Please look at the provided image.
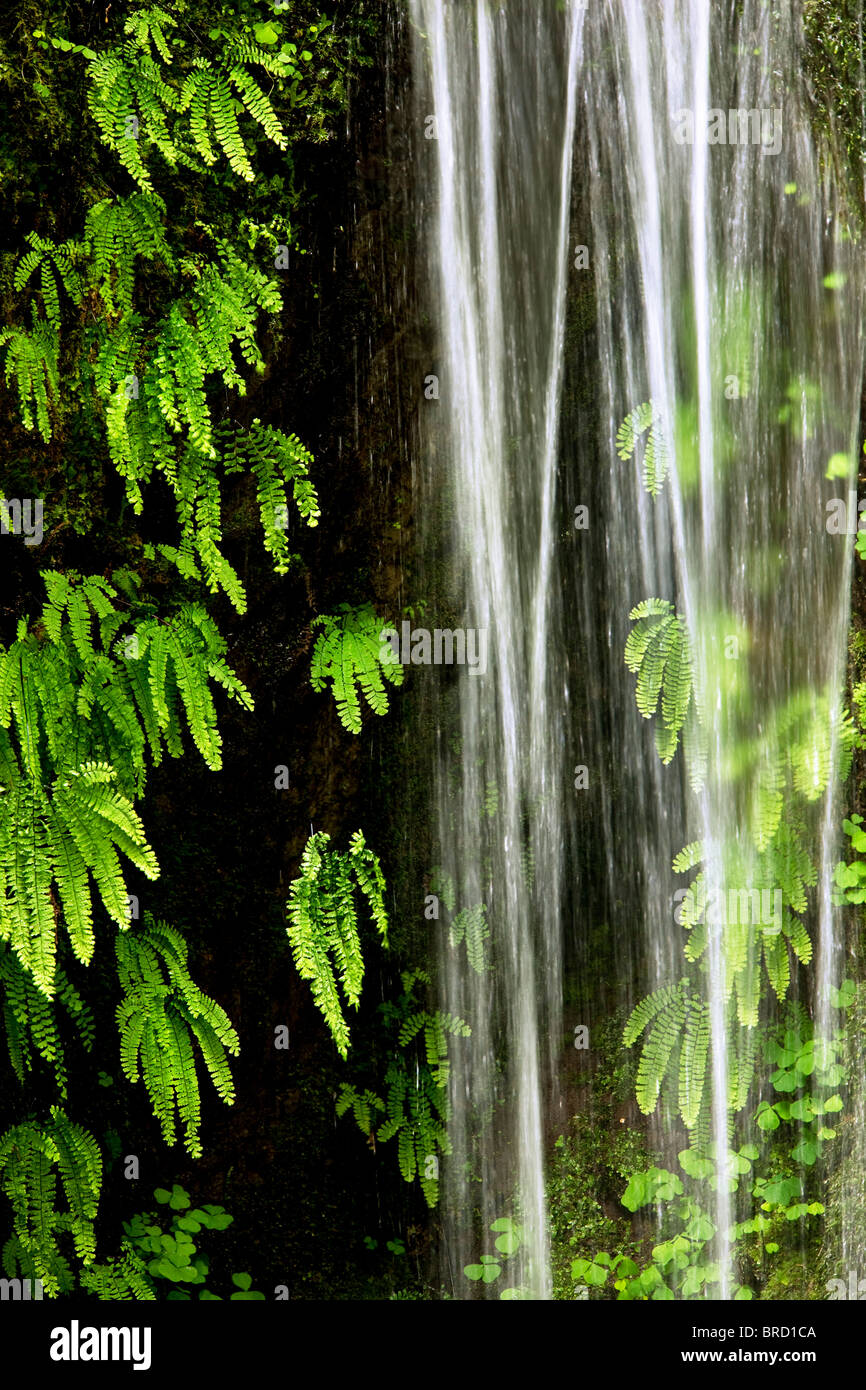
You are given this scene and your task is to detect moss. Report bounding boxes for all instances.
[803,0,866,227]
[547,1007,652,1300]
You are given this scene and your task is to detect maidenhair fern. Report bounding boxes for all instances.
[376,1056,455,1207]
[286,830,389,1058]
[0,760,158,997]
[37,569,254,779]
[12,232,84,328]
[625,682,853,1140]
[2,19,321,616]
[673,831,816,1027]
[0,311,60,442]
[623,977,757,1151]
[179,49,288,182]
[79,1241,156,1300]
[0,5,337,1299]
[625,599,705,782]
[310,604,404,734]
[0,570,252,996]
[337,971,471,1207]
[116,916,239,1160]
[616,400,669,496]
[219,420,320,572]
[449,903,490,974]
[429,867,456,913]
[84,6,292,190]
[0,944,93,1099]
[85,193,174,315]
[624,979,711,1128]
[0,1108,101,1296]
[732,691,857,852]
[11,220,321,611]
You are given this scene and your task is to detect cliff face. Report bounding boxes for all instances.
[131,6,434,1298]
[0,0,436,1300]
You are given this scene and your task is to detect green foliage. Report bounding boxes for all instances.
[0,944,93,1098]
[625,599,704,780]
[79,1240,156,1300]
[0,752,158,999]
[310,604,404,733]
[585,1173,756,1301]
[732,693,856,852]
[39,570,254,775]
[803,0,866,220]
[286,830,388,1059]
[757,1020,846,1169]
[220,420,320,571]
[448,903,490,974]
[13,231,85,326]
[429,866,456,913]
[83,6,294,189]
[96,242,318,610]
[672,832,817,1026]
[624,587,855,1151]
[621,1165,683,1212]
[547,1097,649,1301]
[128,1185,254,1299]
[572,1249,642,1293]
[83,1184,262,1300]
[0,0,378,1302]
[2,15,322,614]
[0,571,252,996]
[833,814,866,903]
[615,400,669,496]
[0,312,60,442]
[377,1018,470,1205]
[604,1002,849,1300]
[127,414,319,613]
[85,193,174,317]
[428,863,490,972]
[623,979,713,1129]
[337,971,471,1207]
[116,916,240,1160]
[104,240,279,457]
[464,1217,526,1299]
[623,972,762,1149]
[0,1108,101,1296]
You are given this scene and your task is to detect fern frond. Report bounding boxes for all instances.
[678,994,711,1129]
[0,1111,101,1294]
[79,1240,155,1299]
[626,598,702,777]
[286,830,390,1058]
[0,314,60,441]
[115,915,239,1159]
[616,400,670,495]
[311,605,404,733]
[448,903,490,973]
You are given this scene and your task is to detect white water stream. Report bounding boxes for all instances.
[410,0,865,1298]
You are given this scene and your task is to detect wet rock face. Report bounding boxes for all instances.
[103,6,424,1297]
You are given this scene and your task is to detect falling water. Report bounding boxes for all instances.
[409,0,584,1296]
[410,0,865,1298]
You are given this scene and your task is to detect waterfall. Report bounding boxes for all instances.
[409,0,584,1297]
[410,0,865,1299]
